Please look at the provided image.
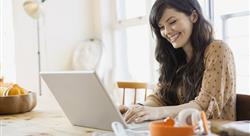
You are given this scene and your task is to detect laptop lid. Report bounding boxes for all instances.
[40,71,126,130]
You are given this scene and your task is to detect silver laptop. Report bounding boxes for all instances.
[40,71,149,131]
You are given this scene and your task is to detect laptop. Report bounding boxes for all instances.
[40,71,149,131]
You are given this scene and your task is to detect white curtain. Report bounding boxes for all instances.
[0,0,16,82]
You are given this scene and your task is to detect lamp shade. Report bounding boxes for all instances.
[23,0,41,19]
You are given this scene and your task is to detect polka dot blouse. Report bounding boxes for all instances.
[144,40,236,120]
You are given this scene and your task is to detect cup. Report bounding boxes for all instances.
[149,117,194,136]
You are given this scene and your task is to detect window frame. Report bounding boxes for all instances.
[211,0,250,94]
[112,0,156,83]
[221,11,250,94]
[221,11,250,40]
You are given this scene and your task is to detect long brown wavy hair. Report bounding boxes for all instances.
[149,0,214,105]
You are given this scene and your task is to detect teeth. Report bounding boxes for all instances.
[169,33,179,42]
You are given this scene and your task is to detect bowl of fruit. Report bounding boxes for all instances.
[0,83,37,115]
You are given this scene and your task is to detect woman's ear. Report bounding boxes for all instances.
[190,10,198,23]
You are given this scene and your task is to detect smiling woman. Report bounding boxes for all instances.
[120,0,236,124]
[158,8,197,59]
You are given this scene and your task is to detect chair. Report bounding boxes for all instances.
[117,82,153,105]
[236,94,250,121]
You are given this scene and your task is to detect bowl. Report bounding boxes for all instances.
[0,91,36,115]
[149,120,194,136]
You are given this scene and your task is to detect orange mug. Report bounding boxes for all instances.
[149,117,194,136]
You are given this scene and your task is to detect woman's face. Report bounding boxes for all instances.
[158,8,196,49]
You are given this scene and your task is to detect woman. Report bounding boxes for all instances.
[120,0,236,123]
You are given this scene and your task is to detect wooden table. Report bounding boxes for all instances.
[0,91,108,136]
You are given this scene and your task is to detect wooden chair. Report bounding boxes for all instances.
[117,82,152,105]
[236,94,250,121]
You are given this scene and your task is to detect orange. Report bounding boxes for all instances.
[7,87,21,96]
[19,88,26,95]
[10,84,27,95]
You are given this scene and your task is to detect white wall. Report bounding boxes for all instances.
[0,0,16,82]
[12,0,95,92]
[12,0,38,91]
[41,0,94,71]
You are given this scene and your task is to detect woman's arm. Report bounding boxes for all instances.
[124,101,202,123]
[160,101,202,118]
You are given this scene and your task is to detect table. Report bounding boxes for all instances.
[0,90,226,136]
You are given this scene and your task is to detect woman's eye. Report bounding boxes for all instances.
[159,26,164,30]
[169,20,176,25]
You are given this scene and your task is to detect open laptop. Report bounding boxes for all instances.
[40,71,149,131]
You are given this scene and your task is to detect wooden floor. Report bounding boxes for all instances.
[0,90,107,136]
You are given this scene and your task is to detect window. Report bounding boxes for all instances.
[116,0,147,20]
[213,0,250,94]
[113,0,155,83]
[198,0,212,20]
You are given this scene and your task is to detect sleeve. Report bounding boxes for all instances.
[191,41,236,119]
[143,84,166,107]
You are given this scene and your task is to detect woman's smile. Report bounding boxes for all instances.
[168,32,181,43]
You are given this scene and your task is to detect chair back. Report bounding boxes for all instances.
[236,94,250,120]
[117,82,152,105]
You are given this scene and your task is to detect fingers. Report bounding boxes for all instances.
[127,111,148,123]
[124,106,140,122]
[122,106,162,123]
[124,105,146,123]
[135,115,148,123]
[124,107,136,122]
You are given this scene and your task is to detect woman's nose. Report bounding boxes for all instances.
[162,26,171,37]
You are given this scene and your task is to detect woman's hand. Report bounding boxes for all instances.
[124,105,164,124]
